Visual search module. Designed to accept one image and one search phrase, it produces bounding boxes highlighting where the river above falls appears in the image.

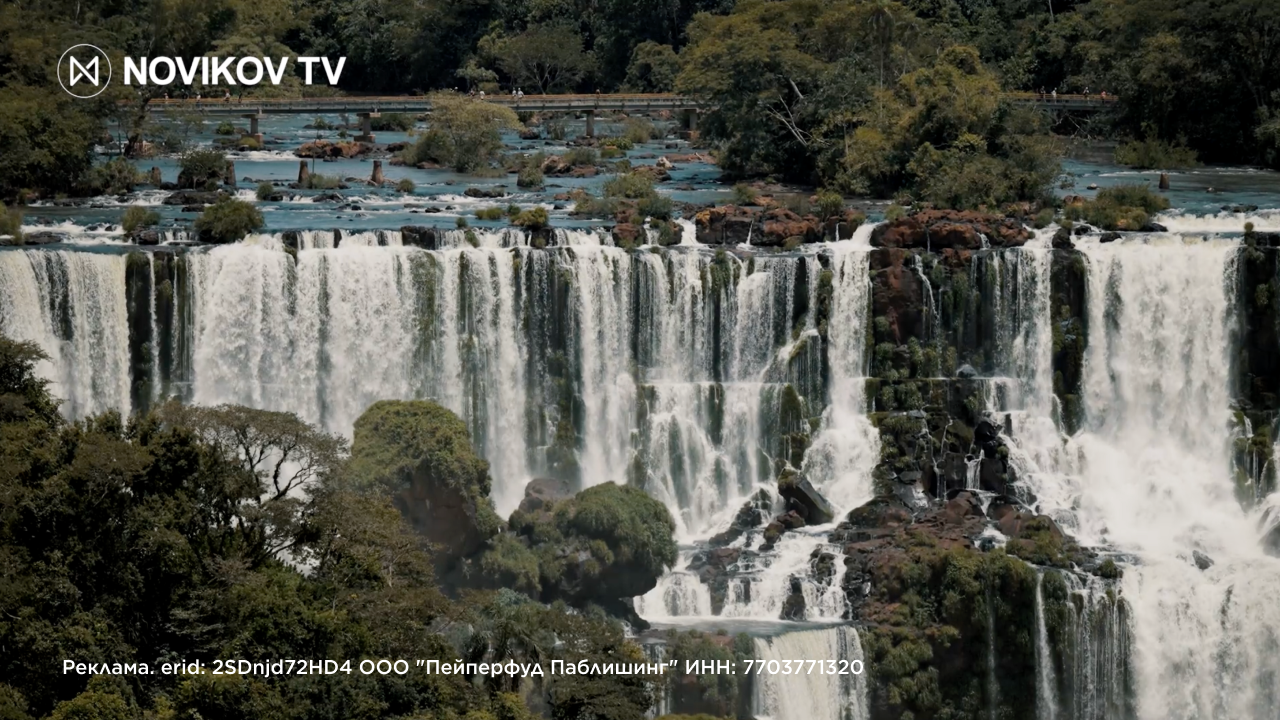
[10,111,1280,239]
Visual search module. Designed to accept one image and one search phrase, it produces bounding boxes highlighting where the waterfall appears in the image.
[801,234,880,513]
[566,246,635,492]
[1059,574,1131,720]
[1036,572,1059,720]
[0,249,131,418]
[752,626,869,720]
[1001,234,1280,720]
[0,234,860,526]
[3,229,884,625]
[632,549,714,619]
[986,245,1055,414]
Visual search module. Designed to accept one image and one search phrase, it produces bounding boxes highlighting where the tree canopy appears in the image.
[0,331,664,720]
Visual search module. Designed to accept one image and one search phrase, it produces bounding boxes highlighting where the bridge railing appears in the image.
[142,93,704,114]
[137,91,1114,115]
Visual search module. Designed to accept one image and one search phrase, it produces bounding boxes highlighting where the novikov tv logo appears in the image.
[58,44,112,99]
[58,45,346,98]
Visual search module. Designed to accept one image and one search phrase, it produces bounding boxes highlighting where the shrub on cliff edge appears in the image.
[193,197,264,243]
[121,206,159,233]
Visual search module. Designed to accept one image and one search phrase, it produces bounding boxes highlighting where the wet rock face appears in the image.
[687,546,743,615]
[16,231,66,245]
[780,576,806,620]
[869,248,925,343]
[399,225,443,249]
[778,471,836,524]
[693,205,828,246]
[693,204,761,245]
[870,209,1032,249]
[1263,514,1280,558]
[830,491,1089,720]
[610,222,643,248]
[709,489,772,547]
[1236,244,1280,501]
[517,477,573,514]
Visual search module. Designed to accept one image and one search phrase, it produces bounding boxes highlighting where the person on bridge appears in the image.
[1051,89,1057,101]
[517,88,524,100]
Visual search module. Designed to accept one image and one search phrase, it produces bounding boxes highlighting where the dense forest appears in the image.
[1,0,1279,204]
[0,332,708,720]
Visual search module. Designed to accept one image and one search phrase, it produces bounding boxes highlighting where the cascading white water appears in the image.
[567,246,636,490]
[430,248,530,515]
[638,231,881,622]
[1061,573,1130,720]
[718,531,849,619]
[5,227,879,632]
[632,549,716,619]
[1004,233,1280,720]
[0,250,131,418]
[801,232,880,513]
[4,233,855,532]
[752,626,869,720]
[984,242,1055,415]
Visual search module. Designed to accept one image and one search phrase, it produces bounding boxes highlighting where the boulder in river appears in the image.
[778,469,835,524]
[18,231,66,245]
[693,205,823,247]
[162,190,226,206]
[1052,227,1075,249]
[517,477,573,514]
[400,225,444,249]
[1192,550,1215,570]
[709,489,773,547]
[464,186,507,199]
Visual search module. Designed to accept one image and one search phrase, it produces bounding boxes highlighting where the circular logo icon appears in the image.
[58,44,112,99]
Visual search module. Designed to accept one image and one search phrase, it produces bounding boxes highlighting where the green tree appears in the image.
[488,22,593,94]
[0,86,101,200]
[121,207,160,233]
[837,46,1060,205]
[623,41,681,92]
[676,3,827,179]
[193,197,265,243]
[456,58,499,90]
[403,92,520,172]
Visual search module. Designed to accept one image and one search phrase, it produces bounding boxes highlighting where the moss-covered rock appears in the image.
[832,493,1077,720]
[479,482,678,625]
[349,400,502,570]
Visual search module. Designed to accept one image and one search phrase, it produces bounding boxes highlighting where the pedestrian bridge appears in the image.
[143,92,1117,117]
[145,93,703,116]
